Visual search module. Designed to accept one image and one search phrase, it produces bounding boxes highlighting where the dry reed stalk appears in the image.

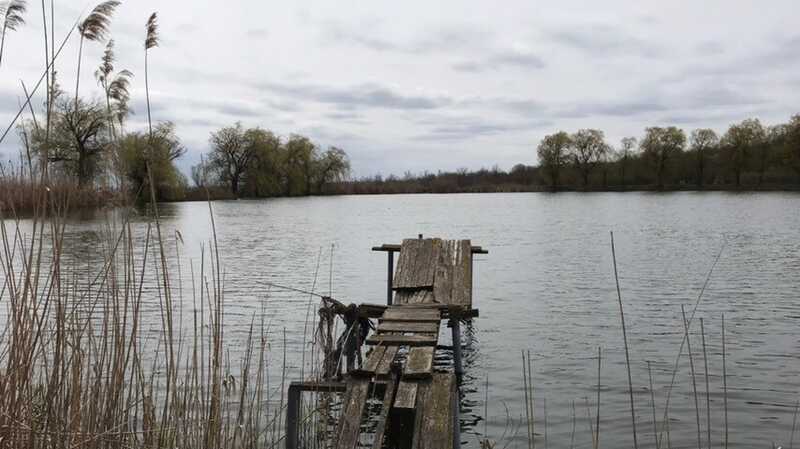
[700,318,711,449]
[681,305,702,449]
[596,347,601,449]
[610,231,638,449]
[790,399,798,449]
[522,350,533,449]
[658,241,726,448]
[648,361,659,449]
[722,313,728,449]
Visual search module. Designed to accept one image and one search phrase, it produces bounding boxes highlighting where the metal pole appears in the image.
[387,251,394,305]
[286,384,301,449]
[451,319,463,377]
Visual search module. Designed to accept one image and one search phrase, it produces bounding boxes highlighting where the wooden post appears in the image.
[387,251,394,305]
[286,384,301,449]
[453,376,461,449]
[451,318,463,377]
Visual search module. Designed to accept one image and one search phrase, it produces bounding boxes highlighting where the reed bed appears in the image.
[0,181,345,448]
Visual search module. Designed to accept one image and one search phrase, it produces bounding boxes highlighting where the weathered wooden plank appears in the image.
[404,346,435,379]
[377,321,440,334]
[366,334,438,347]
[415,373,456,449]
[451,239,472,307]
[394,239,439,288]
[375,345,399,376]
[381,308,441,322]
[393,380,418,410]
[432,239,455,304]
[371,372,399,449]
[350,346,386,377]
[392,239,420,288]
[334,378,371,449]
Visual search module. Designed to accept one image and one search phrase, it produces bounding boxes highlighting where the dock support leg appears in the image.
[286,384,301,449]
[453,381,461,449]
[387,251,394,305]
[451,319,463,377]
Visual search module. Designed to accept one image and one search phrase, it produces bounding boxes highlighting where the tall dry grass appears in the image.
[0,178,312,448]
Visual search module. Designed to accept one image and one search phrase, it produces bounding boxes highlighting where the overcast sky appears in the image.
[1,0,798,177]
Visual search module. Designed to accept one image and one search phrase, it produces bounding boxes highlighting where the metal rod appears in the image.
[451,319,463,377]
[387,251,394,305]
[286,384,301,449]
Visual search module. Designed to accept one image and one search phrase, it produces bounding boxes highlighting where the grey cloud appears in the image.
[554,100,668,119]
[413,117,551,142]
[262,81,452,110]
[548,24,661,57]
[323,21,489,54]
[453,49,545,72]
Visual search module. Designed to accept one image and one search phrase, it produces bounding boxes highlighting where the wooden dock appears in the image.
[286,237,487,449]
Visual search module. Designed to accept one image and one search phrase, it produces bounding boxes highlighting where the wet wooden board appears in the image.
[372,372,399,449]
[375,345,399,376]
[351,346,386,377]
[394,290,435,305]
[393,380,418,410]
[381,307,441,322]
[404,347,435,379]
[366,334,438,347]
[413,373,456,449]
[393,239,438,288]
[377,321,440,334]
[450,239,472,306]
[432,239,472,307]
[334,378,371,449]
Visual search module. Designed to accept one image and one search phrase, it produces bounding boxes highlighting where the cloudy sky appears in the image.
[1,0,798,177]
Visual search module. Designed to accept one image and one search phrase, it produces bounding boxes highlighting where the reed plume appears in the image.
[144,11,158,136]
[0,0,27,67]
[75,0,120,108]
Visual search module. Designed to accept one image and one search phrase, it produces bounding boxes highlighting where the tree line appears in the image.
[190,123,350,198]
[336,114,800,194]
[3,0,350,205]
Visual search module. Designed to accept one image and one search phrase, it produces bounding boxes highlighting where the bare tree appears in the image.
[208,123,259,196]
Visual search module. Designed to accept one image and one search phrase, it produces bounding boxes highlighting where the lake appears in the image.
[8,192,800,448]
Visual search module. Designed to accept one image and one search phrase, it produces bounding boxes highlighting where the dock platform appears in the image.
[286,237,487,449]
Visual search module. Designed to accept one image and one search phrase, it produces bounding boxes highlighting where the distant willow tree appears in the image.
[117,121,186,200]
[720,118,765,187]
[641,126,686,189]
[315,146,351,192]
[787,115,800,178]
[569,129,608,189]
[208,122,257,196]
[537,131,570,190]
[617,136,637,187]
[689,128,718,188]
[31,97,110,186]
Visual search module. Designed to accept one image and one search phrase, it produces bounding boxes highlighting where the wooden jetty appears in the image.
[286,236,487,449]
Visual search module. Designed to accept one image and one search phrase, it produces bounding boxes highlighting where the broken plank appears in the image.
[377,321,440,334]
[451,239,472,307]
[351,346,386,377]
[366,334,438,347]
[334,378,371,449]
[372,372,399,449]
[393,380,418,410]
[415,373,456,449]
[375,346,399,376]
[381,308,441,322]
[432,239,455,304]
[404,346,435,379]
